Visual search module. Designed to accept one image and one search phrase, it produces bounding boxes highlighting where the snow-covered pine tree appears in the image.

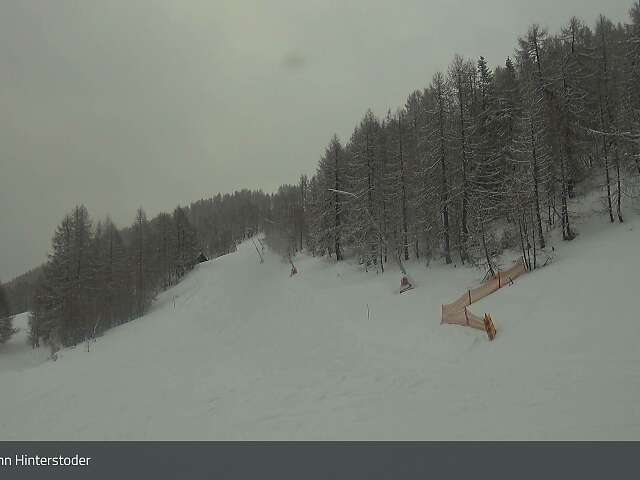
[517,26,552,248]
[91,217,131,330]
[411,87,440,264]
[626,2,640,174]
[465,55,504,274]
[385,109,411,262]
[404,90,426,260]
[343,110,382,267]
[598,17,631,222]
[130,208,155,318]
[305,175,325,256]
[316,135,346,261]
[447,55,476,263]
[173,206,199,280]
[298,174,310,252]
[265,183,304,258]
[590,16,623,223]
[430,72,453,264]
[152,212,178,290]
[0,282,15,344]
[33,206,95,347]
[508,74,553,269]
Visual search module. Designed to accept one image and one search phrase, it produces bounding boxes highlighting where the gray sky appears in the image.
[0,0,631,282]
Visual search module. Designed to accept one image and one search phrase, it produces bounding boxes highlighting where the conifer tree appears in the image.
[0,283,15,344]
[131,208,154,318]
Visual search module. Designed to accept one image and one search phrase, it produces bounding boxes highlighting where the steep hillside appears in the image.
[1,202,640,439]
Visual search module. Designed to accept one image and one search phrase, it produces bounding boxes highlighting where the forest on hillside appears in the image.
[2,192,272,349]
[266,6,640,275]
[2,3,639,351]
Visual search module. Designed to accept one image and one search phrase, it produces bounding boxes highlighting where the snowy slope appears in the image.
[0,312,49,375]
[1,204,640,439]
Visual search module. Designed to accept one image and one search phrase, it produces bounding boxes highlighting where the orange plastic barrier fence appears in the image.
[441,258,527,336]
[484,314,497,341]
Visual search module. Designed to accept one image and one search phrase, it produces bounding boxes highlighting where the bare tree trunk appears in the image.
[334,143,343,261]
[438,92,452,264]
[481,220,495,276]
[614,142,623,223]
[530,207,537,270]
[599,21,615,224]
[559,67,575,241]
[559,146,574,240]
[529,118,546,249]
[458,73,469,263]
[398,116,409,261]
[601,131,615,223]
[518,217,530,271]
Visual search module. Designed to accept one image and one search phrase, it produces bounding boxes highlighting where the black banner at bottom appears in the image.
[0,442,636,479]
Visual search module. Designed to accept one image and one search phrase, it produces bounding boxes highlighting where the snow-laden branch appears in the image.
[328,188,409,277]
[583,126,640,144]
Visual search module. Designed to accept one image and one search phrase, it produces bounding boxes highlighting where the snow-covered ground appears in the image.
[0,312,49,376]
[1,190,640,439]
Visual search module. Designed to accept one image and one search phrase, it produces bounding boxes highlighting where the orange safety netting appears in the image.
[441,258,527,332]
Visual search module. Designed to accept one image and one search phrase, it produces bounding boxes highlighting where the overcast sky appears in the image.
[0,0,631,282]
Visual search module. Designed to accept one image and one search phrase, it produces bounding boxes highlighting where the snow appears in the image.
[1,193,640,439]
[0,312,49,375]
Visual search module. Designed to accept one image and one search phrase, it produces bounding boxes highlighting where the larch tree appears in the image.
[0,283,15,344]
[131,207,155,318]
[430,72,453,264]
[316,135,346,261]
